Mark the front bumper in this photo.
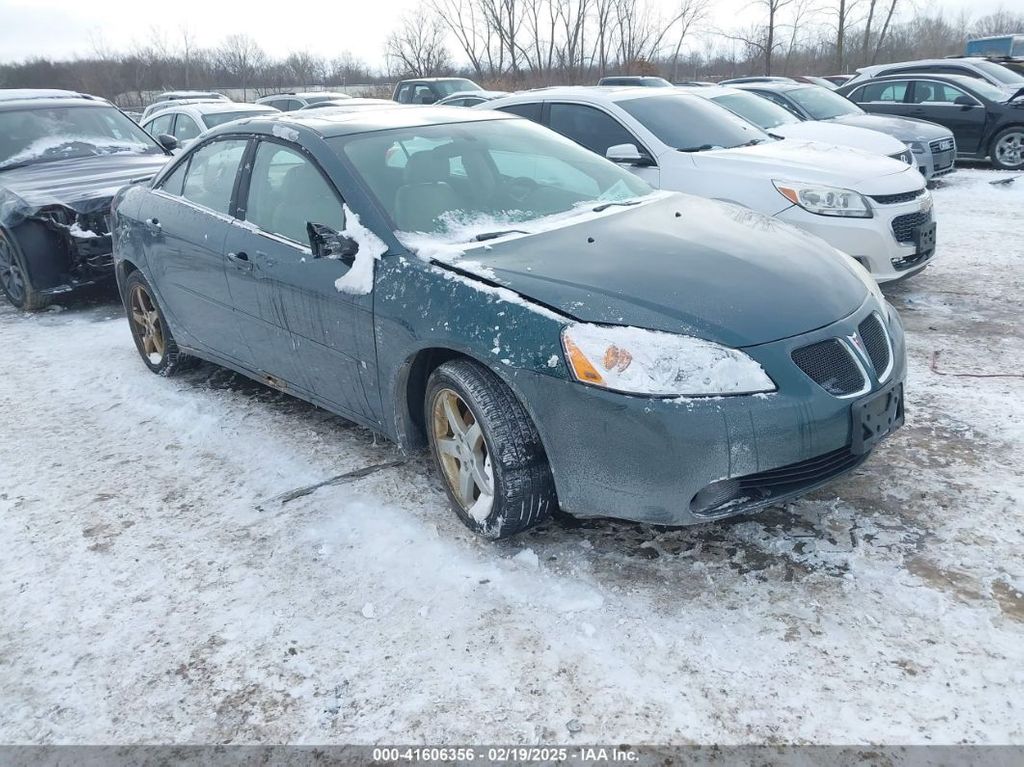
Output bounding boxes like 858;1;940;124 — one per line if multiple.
516;299;906;526
776;198;935;283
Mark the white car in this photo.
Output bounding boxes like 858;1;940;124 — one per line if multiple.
481;87;935;282
141;102;279;151
680;85;916;166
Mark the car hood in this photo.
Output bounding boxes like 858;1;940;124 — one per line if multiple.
422;194;869;348
826;113;953;141
692;139;914;191
0;152;170;222
771;121;906;156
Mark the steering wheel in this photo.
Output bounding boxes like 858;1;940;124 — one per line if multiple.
504;176;539;205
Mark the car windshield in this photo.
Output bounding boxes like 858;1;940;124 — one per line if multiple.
332;117;652;237
434;79;482;97
958;78;1014;101
785;86;864;119
618;93;772;150
971;60;1024;85
203;109;276;128
709;92;801;130
0;104;162;170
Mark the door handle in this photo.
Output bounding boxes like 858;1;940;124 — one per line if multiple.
227;251;253;270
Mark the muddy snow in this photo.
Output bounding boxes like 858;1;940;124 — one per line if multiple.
1;169;1021;745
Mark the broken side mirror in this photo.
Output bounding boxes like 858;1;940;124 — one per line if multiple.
307;222;358;264
156;133;179;152
606;143;653;166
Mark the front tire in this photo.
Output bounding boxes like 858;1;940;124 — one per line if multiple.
990;127;1024;171
425;359;557;539
124;270;196;376
0;229;51;311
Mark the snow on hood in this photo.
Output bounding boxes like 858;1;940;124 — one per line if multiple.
771;121;906;157
399;193;870;348
0;135;151;171
695;138;915;189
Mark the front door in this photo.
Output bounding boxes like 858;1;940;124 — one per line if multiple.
906;80;988;153
223;138;382;423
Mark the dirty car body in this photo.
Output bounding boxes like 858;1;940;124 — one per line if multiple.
111;107;906;535
0;92;170;309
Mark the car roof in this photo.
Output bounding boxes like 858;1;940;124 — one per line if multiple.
258;92;351;100
850;72;997;90
856;57;994;75
399;77;474;83
157;90;226;99
489;85;701;104
675;84;742;98
205;104;514;140
147;102;276;118
729;81;807;94
0;91;110;111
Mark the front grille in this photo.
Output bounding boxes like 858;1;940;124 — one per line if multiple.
871;189;925;205
792;339;866;396
690;447;865;517
891;210;931;243
929;138;955;171
858;313;891;378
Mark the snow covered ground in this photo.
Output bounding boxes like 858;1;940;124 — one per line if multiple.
1;168;1022;745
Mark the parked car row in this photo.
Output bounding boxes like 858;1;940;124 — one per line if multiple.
3;54;1005;539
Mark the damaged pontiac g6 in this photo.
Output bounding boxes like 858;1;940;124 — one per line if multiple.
0;90;172;310
110;107;906;538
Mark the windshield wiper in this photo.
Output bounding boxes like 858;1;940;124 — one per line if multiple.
677;144;715;153
741;138;768;146
474;229;528;242
592;200;641;212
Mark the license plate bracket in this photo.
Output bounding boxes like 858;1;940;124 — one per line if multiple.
915;221;937;253
852;382;904;455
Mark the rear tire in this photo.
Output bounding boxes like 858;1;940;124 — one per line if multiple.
0;229;51;311
990;127;1024;171
425;359;557;539
124;270;196;376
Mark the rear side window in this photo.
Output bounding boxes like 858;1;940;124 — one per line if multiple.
245;142;345;244
548;103;639;157
496;102;542;123
856;81;909;102
180;139;248;216
911;82;976;105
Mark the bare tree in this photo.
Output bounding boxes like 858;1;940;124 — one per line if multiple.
218;34;267;100
430;0;491;78
870;0;900;64
385;14;452;78
723;0;795;75
971;9;1024;38
669;0;711;81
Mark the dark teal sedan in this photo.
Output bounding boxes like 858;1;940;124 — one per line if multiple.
111;107;906;538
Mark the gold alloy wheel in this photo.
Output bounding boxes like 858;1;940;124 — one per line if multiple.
129;284;166;364
431;388;495;523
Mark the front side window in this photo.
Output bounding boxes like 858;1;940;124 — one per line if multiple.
245;142;344;244
911;82;975;104
333;117;652;235
618;94;770;151
857;81;910;103
0;104;163;170
549;103;642;157
180;139;248;216
173;114;201;141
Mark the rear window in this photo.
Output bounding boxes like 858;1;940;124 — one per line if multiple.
784;86;863;119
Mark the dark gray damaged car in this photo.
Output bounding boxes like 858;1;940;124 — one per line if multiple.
111;107;907;538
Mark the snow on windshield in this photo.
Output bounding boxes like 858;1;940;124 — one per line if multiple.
1;134;151;169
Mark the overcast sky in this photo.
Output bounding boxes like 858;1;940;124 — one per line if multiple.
0;0;1011;67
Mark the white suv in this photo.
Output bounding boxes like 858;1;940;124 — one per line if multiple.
480;87;936;282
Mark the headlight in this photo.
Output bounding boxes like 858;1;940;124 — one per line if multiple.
560;324;776;397
773;180;872;218
908;141;926;154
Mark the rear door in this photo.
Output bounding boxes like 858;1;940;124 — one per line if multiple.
223;138;382;422
141;138;252;363
906;80;988;153
847;80;912;118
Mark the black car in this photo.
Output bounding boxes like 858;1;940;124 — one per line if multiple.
0;90;173;309
838;74;1024;170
